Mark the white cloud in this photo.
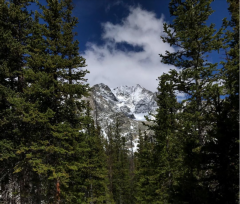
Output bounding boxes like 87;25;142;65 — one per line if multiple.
83;6;176;92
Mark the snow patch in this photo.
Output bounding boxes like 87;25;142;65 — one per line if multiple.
134;113;148;121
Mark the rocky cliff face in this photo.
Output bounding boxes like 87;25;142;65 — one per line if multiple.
111;84;157;116
86;83;157;150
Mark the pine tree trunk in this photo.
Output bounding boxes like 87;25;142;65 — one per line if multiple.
56;180;60;204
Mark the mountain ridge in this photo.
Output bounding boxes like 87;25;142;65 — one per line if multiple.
84;83;157;150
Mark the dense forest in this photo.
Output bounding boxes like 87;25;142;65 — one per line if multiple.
0;0;238;203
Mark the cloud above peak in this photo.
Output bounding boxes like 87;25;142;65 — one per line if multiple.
83;6;176;92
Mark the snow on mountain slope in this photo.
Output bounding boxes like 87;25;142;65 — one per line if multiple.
110;84;157;120
86;83;156;151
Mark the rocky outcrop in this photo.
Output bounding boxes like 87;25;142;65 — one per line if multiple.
85;83;157;150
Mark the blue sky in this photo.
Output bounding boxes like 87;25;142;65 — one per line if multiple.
29;0;231;92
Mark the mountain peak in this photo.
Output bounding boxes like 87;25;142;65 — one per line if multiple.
89;83;157;143
91;83;157;118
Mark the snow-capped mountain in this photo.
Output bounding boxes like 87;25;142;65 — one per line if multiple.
86;83;157;149
111;84;157;120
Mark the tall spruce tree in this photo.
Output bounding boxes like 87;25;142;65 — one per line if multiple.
128;132;136;204
135;130;155;203
0;0;34;202
145;70;182;203
105;116;132;204
84;102;114;204
160;0;224;203
112;117;131;204
105;122;115;198
23;0;93;202
219;0;239;202
200;0;239;203
0;0;94;202
135;71;183;204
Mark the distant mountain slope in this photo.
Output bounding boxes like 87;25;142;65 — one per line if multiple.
85;83;157;150
111;84;157;119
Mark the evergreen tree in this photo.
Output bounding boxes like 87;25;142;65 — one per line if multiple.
22;0;94;202
160;0;224;203
113;117;131;204
105;122;115;198
145;71;183;204
0;0;93;202
0;0;34;202
85;102;114;203
135;71;183;204
135;130;155;203
128;132;137;204
200;0;239;203
105;116;132;204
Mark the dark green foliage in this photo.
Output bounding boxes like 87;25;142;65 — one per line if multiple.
160;0;226;202
105;116;132;204
135;1;238;203
0;0;109;203
135;130;155;203
17;0;90;202
200;0;239;203
64;102;113;203
0;0;238;203
0;0;35;202
128;132;136;204
150;71;182;203
148;0;239;203
222;0;239;100
135;71;183;204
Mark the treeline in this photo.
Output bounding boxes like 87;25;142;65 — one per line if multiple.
0;0;111;203
133;0;239;203
0;0;238;204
